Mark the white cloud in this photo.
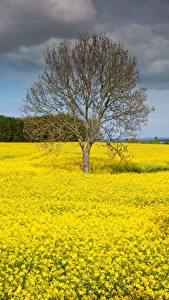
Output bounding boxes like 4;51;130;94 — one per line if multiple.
4;38;59;70
50;0;96;22
0;0;96;24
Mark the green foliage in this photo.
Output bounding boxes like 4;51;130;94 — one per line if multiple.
0;114;86;142
0;115;26;142
110;163;169;174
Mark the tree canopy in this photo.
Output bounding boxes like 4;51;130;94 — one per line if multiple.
0;115;25;142
24;33;151;172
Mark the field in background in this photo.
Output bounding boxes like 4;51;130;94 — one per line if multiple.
1;142;169;173
0;143;169;299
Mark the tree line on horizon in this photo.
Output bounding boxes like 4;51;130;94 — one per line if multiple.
0;114;86;142
0;115;25;142
1;115;168;144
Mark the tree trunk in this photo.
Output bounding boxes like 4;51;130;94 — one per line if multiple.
82;146;90;173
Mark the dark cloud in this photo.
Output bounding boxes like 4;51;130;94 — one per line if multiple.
93;0;169;25
0;0;96;53
93;0;169;89
0;0;169;89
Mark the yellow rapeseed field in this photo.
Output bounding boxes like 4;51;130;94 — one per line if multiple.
0;142;169;299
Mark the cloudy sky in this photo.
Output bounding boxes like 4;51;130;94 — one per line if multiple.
0;0;169;137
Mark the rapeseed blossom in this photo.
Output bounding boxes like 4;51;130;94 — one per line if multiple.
0;142;168;299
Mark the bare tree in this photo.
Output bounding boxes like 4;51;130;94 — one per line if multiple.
23;33;151;173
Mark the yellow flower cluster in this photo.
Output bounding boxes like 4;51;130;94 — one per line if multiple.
0;142;168;299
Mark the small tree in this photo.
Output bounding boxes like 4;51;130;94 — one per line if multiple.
24;33;151;173
24;114;85;142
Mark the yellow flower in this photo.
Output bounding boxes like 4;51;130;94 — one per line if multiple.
0;142;168;299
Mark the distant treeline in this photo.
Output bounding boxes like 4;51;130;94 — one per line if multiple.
0;115;26;142
1;115;169;143
0;115;84;142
